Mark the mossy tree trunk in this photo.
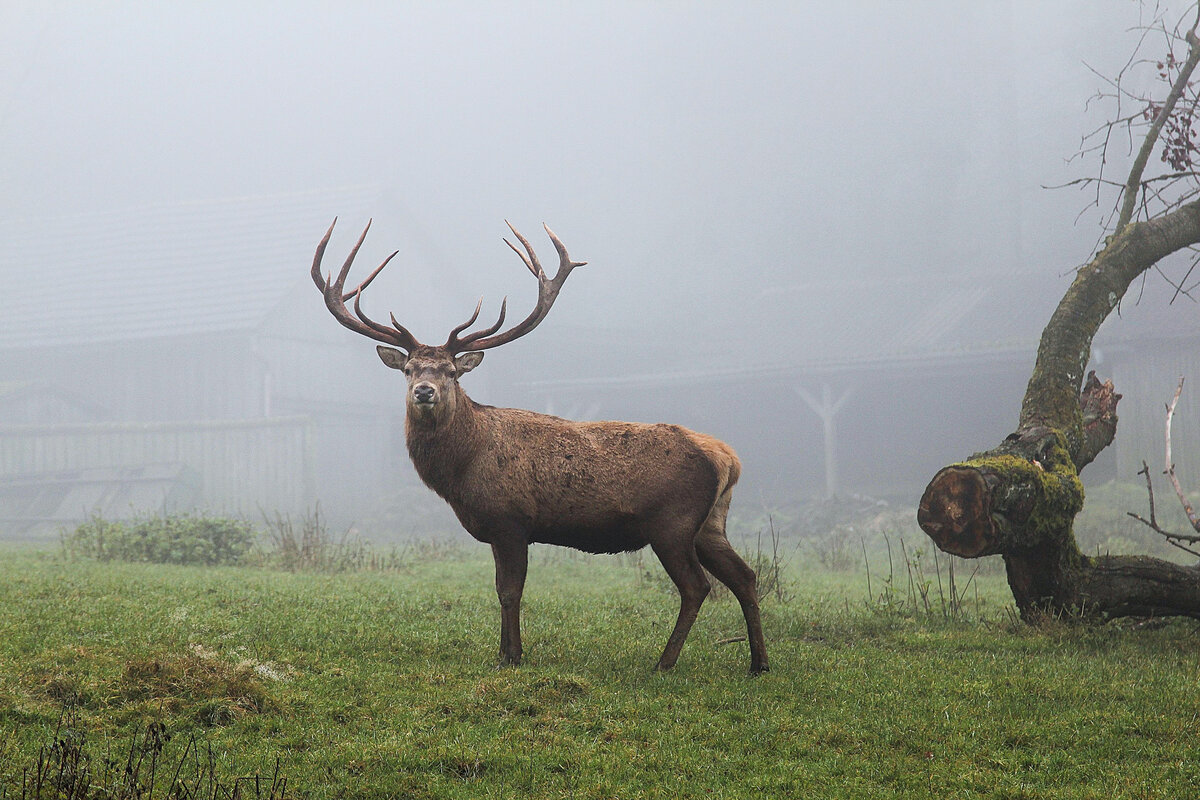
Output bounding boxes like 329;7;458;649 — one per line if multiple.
918;202;1200;621
919;15;1200;621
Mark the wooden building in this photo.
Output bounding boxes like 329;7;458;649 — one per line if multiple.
0;189;424;535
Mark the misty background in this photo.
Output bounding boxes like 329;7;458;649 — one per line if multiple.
2;1;1199;540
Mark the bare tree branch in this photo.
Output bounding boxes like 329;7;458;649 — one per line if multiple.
1068;6;1200;264
1118;28;1200;231
1128;378;1200;557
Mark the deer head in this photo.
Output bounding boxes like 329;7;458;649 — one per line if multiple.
311;219;586;426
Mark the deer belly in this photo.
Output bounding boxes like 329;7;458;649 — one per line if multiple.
530;520;648;554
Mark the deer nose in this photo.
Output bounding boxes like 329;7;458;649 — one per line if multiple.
413;383;437;404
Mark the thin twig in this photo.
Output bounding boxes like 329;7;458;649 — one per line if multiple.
1127;459;1160;530
1164;377;1200;531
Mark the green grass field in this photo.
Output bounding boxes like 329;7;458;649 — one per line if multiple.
1;542;1199;799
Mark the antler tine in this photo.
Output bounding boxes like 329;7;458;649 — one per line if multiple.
351;249;399;299
447;297;509;349
543;223;588;275
446;222;584;354
332;220;374;297
310;218;340;293
504;220;544;278
477;297;509;338
388;312;420;345
350;286;409;342
310;218;421;351
446;298;485;342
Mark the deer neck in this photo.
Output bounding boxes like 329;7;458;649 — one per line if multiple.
404;383;483;496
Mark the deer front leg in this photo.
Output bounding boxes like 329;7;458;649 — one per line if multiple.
491;539;528;667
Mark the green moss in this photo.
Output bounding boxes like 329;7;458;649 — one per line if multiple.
1022;363;1086;454
953;454;1028;481
953;430;1084;556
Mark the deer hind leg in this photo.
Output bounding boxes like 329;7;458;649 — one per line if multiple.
695;491;769;675
490;539;528;667
650;532;711;672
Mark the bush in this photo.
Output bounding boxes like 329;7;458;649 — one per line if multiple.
64;513;257;566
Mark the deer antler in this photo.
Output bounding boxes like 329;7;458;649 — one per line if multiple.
311;218;421;351
446;222;586;353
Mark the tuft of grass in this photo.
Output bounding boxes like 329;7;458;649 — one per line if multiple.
736;518;793;603
262;506;430;574
119;645;281;724
20;644;285;733
861;532;988;622
261;507;386;573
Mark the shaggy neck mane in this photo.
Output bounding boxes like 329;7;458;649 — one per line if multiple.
405;385;483;499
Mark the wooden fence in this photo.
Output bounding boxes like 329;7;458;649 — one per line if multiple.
0;416;316;521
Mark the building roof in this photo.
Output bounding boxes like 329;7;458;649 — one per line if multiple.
0;186;381;350
527;259;1200;392
745;273;1048;364
520;269;1067;390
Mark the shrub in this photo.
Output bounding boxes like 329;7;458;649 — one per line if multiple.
63;512;257;566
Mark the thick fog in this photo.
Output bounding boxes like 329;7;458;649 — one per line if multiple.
2;2;1198;538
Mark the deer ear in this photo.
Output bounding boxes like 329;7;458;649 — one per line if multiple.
455;351;484;375
377;346;409;371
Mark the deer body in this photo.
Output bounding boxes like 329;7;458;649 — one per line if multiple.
313;221;768;674
407;398;733;555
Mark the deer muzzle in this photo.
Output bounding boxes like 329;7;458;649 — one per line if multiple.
412;383;437;405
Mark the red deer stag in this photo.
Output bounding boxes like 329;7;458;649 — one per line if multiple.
311;219;768;674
